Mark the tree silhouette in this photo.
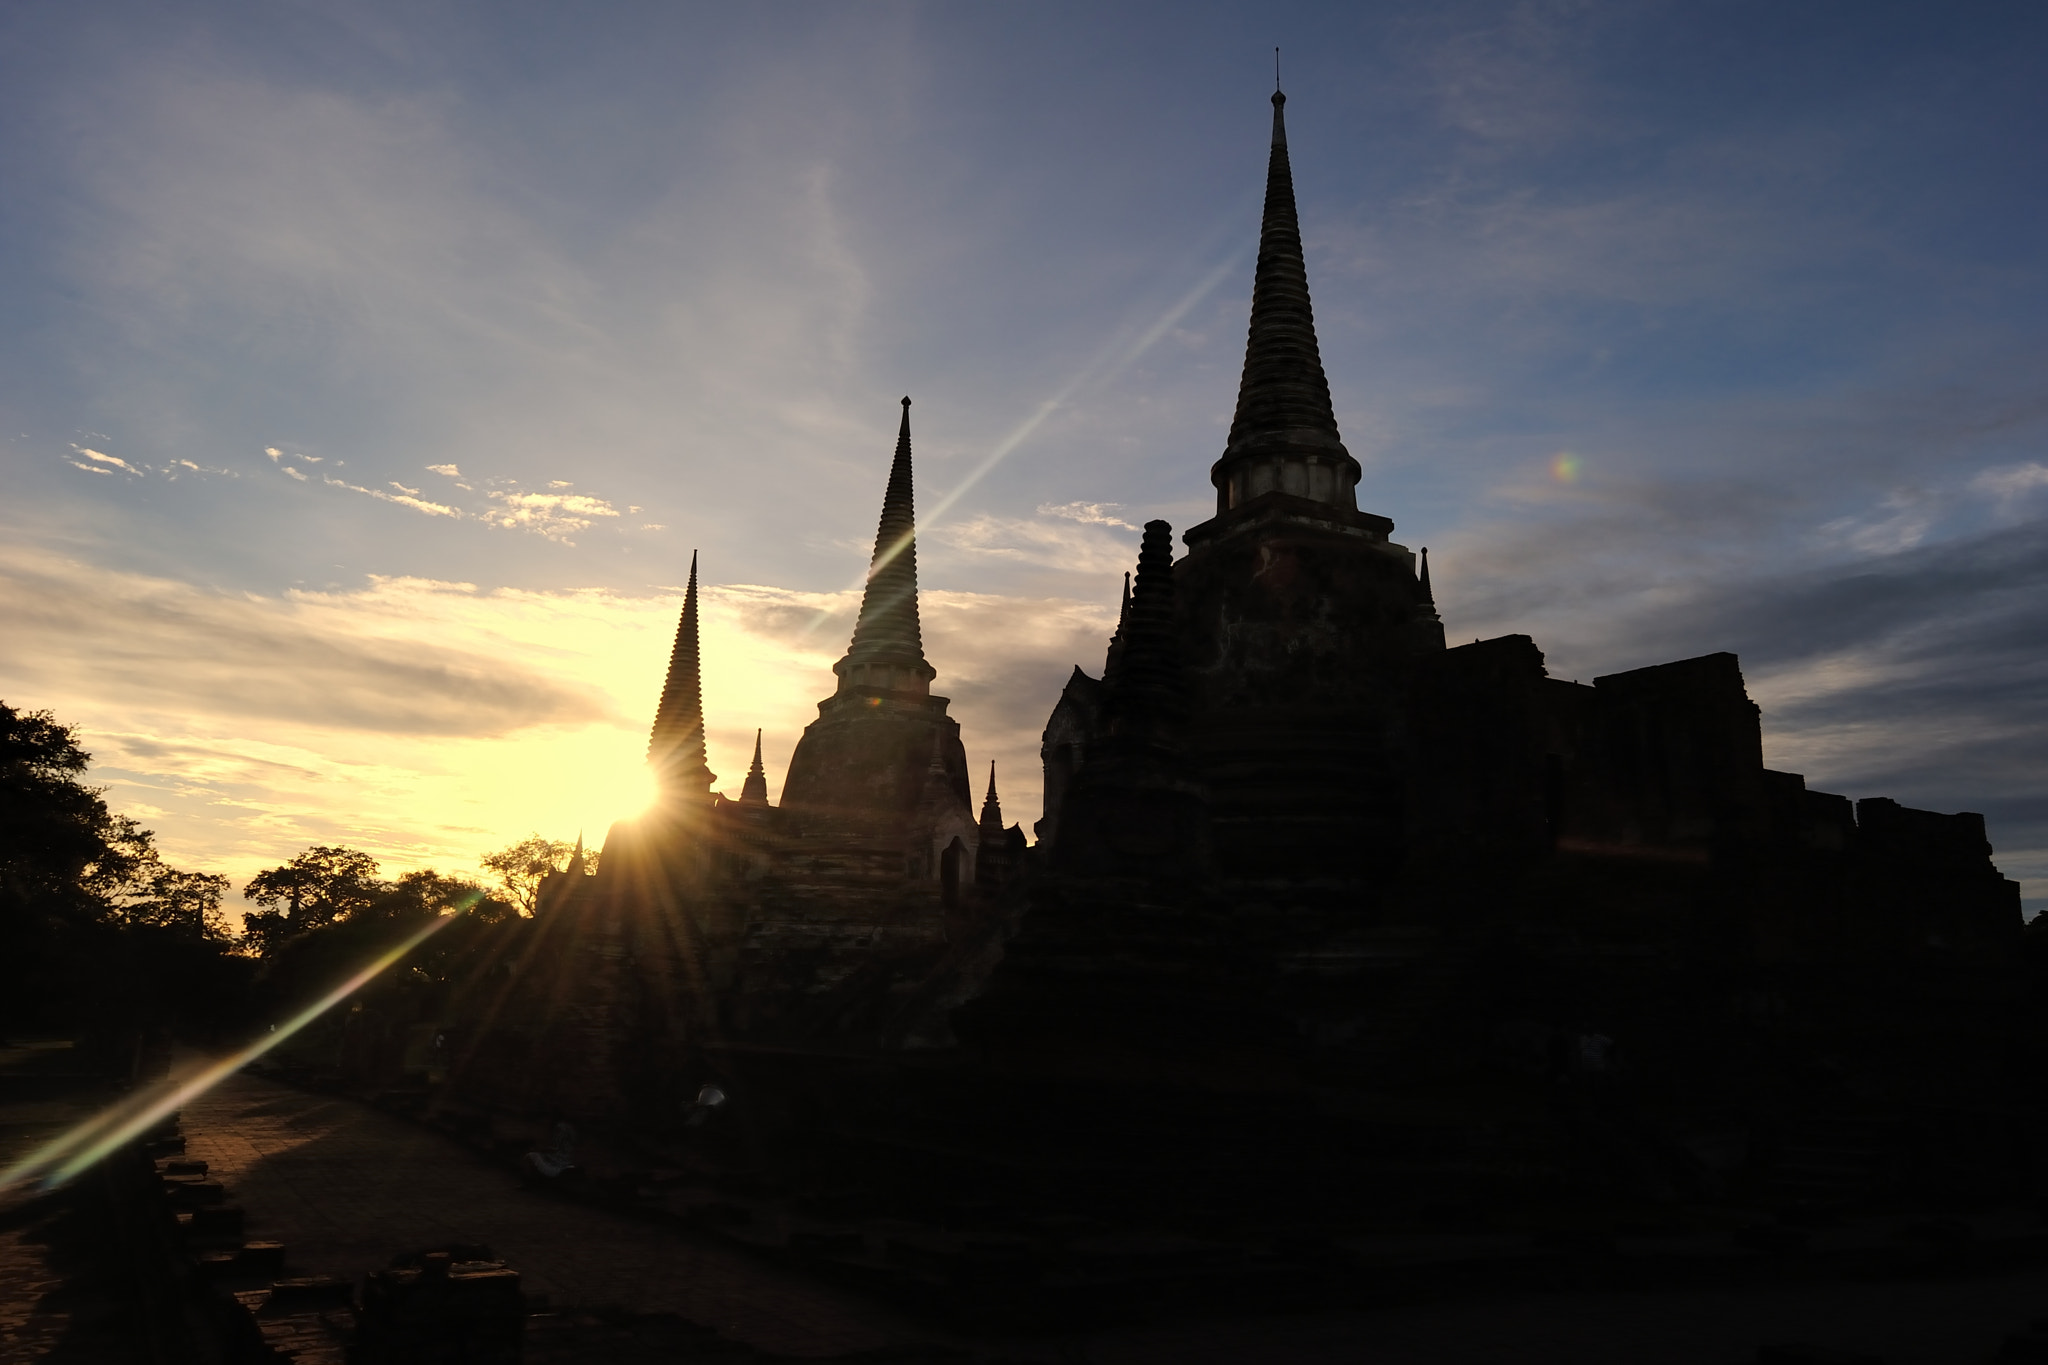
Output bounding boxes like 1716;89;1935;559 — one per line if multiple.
2;700;242;1036
242;845;385;954
480;834;595;915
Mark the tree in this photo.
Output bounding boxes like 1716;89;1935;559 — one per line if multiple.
480;834;595;916
242;845;386;954
79;813;233;939
1;703;113;913
380;869;512;922
2;700;243;1036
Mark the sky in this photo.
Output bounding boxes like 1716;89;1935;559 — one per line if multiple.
2;0;2045;919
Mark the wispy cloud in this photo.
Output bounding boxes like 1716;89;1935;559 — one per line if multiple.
481;490;620;543
932;512;1138;575
1972;460;2048;510
75;446;138;473
64;444;234;481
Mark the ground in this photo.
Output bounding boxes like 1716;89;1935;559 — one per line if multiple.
10;1059;2048;1362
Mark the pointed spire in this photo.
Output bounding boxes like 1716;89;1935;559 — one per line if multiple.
647;550;716;803
1209;87;1361;516
978;762;1003;833
1106;521;1184;728
739;728;770;804
1103;570;1132;678
1414;546;1442;628
835;397;937;696
567;831;586;875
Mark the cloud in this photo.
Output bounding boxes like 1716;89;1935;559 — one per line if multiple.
289;458;626;540
1816;488;1938;556
323;477;461;517
63;444;237;483
0;544;602;737
166;458;233;479
931;511;1139;576
75;446;139;473
426;463;461;477
481;490;621;543
1039;500;1139;530
1972;460;2048;508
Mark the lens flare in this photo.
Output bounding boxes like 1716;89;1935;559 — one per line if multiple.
804;250;1247;638
1550;452;1583;483
615;762;659;818
0;911;457;1193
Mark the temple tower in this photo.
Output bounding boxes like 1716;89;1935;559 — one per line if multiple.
780;399;975;878
1172;88;1443;889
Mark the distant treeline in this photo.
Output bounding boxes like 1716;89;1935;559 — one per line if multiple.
0;700;593;1052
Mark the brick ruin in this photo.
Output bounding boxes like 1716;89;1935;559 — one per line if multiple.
425;88;2028;1227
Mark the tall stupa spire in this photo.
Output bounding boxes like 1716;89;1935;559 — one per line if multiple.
834;397;938;696
647;550;716;803
1209;86;1361;517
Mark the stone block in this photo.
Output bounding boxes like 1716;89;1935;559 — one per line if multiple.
187;1206;247;1238
165;1178;226;1207
236;1241;287;1277
268;1277;355;1311
356;1254;524;1365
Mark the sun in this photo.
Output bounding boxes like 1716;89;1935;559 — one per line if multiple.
613;761;660;821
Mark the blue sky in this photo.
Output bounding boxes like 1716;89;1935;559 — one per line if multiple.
2;0;2044;914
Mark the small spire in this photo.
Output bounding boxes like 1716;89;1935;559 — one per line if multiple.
567;831;586;875
979;761;1003;831
1103;570;1133;678
740;728;770;804
835;397;936;694
647;551;716;803
1414;546;1442;627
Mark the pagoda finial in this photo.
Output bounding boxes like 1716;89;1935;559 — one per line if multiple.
739;727;770;804
979;761;1004;833
1209;87;1360;517
1103;570;1133;678
567;831;586;875
1413;545;1442;628
647;550;716;803
834;398;937;696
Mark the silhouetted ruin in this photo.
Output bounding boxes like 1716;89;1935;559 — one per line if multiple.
411;88;2026;1269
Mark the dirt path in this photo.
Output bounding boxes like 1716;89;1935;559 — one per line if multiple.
178;1070;953;1359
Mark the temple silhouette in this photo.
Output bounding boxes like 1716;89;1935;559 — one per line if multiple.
431;89;2025;1255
